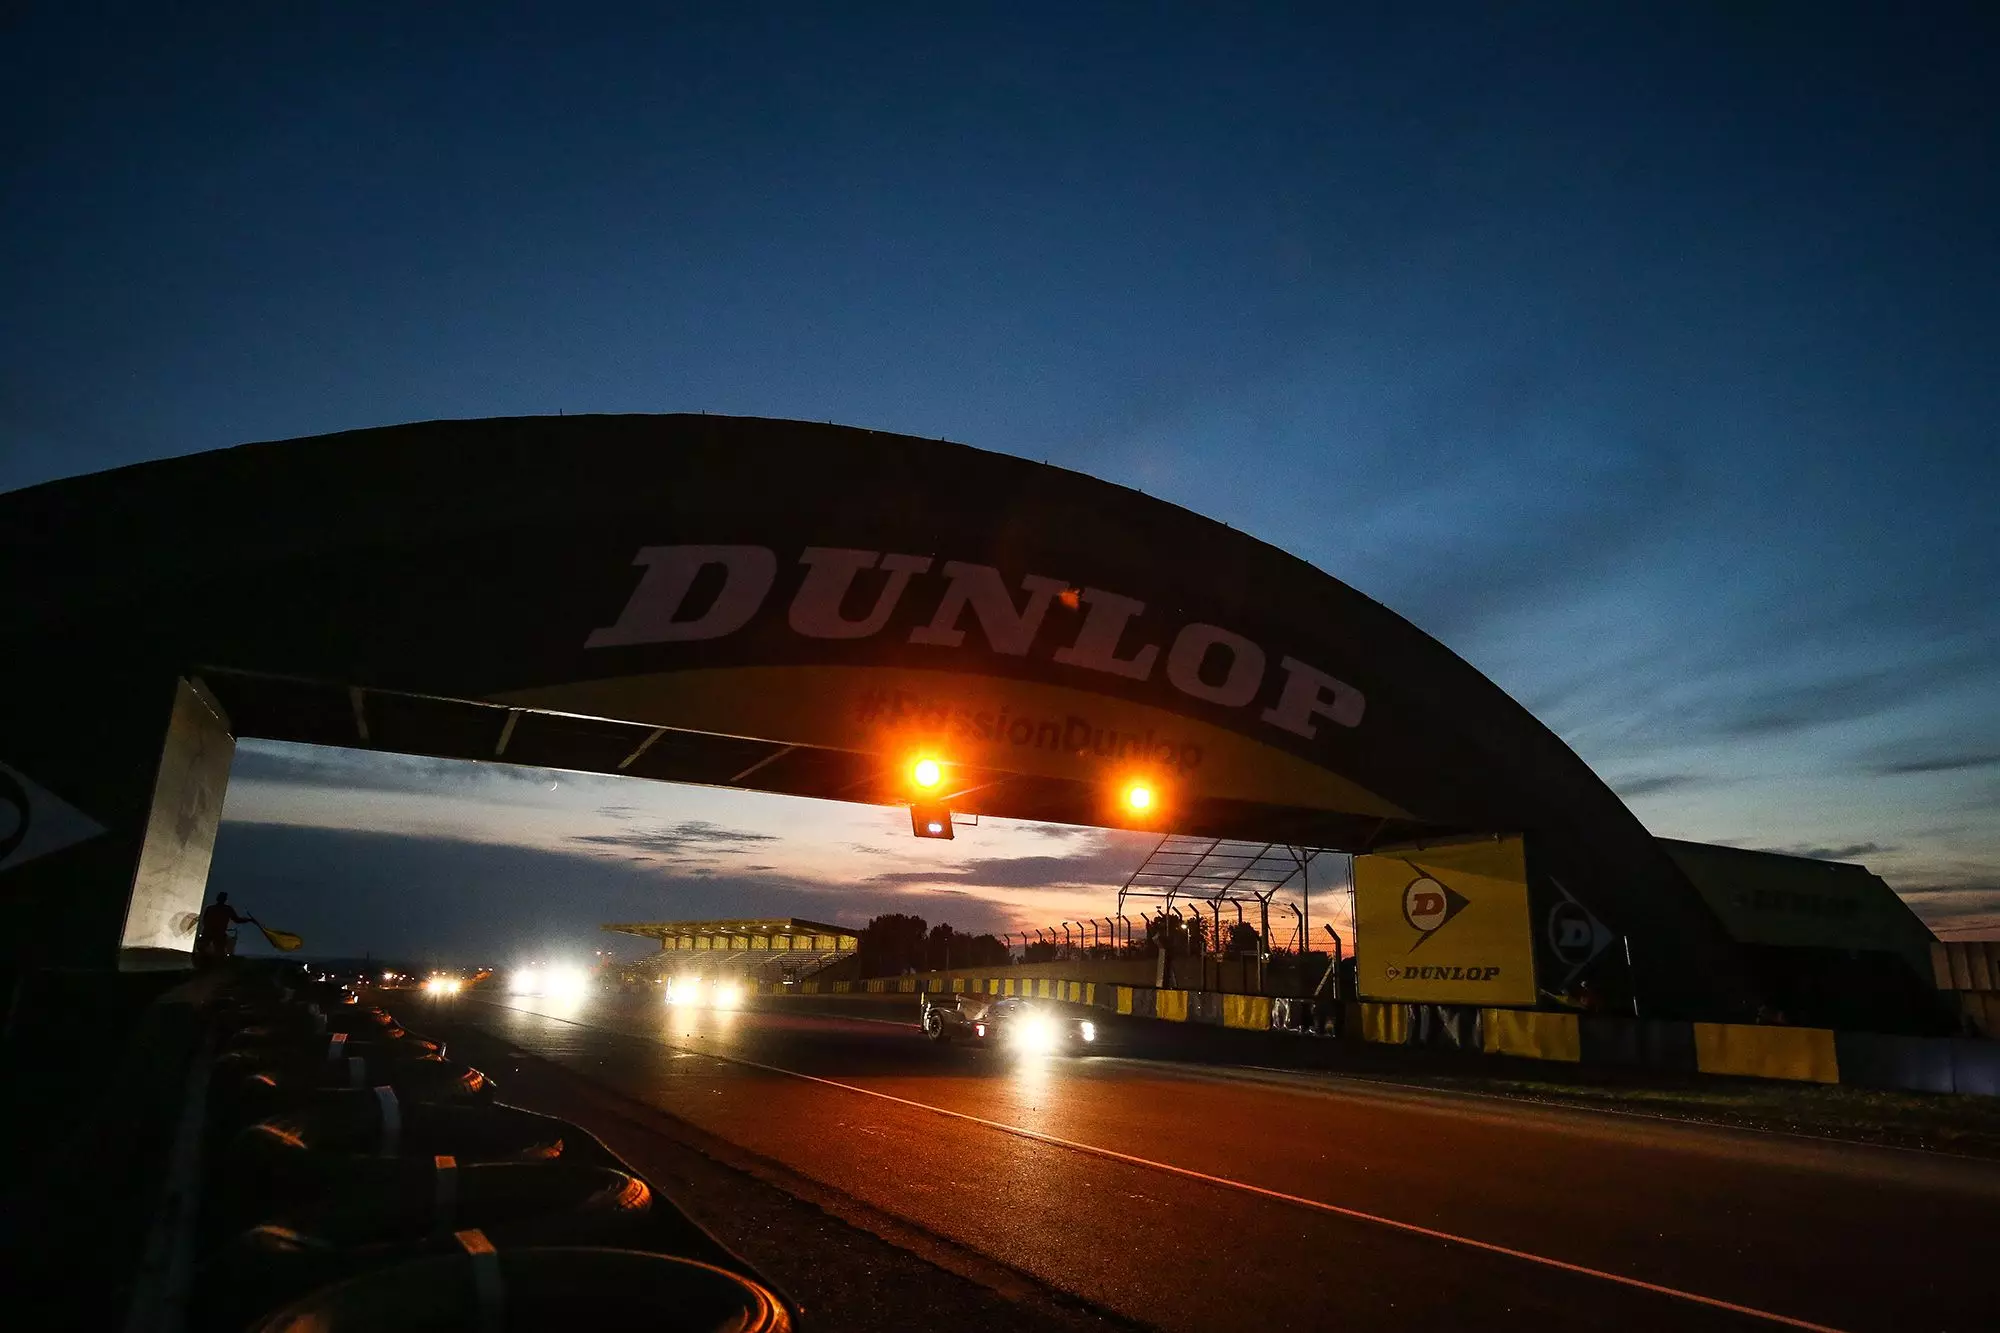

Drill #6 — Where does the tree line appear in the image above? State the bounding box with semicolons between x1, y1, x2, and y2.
854;914;1011;975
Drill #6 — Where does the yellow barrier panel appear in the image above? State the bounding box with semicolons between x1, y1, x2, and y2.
801;982;818;994
1693;1023;1839;1084
898;978;915;992
1116;986;1134;1015
951;977;965;993
1359;1002;1409;1045
1157;990;1190;1022
1222;994;1271;1031
1085;983;1096;1006
1480;1009;1580;1061
1004;978;1017;996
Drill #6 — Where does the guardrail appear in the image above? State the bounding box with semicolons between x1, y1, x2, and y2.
1345;1000;1996;1095
755;977;2000;1098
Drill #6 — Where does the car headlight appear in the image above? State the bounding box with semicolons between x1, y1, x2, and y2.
1009;1013;1058;1054
1079;1020;1096;1043
712;981;743;1010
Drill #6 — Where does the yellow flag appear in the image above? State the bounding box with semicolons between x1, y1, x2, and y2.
257;925;304;952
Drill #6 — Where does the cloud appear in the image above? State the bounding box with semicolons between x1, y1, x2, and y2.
1013;822;1105;841
1870;752;2000;776
864;844;1147;893
568;820;778;859
1757;841;1893;862
1350;418;1701;648
206;820;1058;952
205;823;863;961
1893;884;2000;937
232;741;572;794
1708;659;1988;740
1609;773;1713;798
1538;641;1997;771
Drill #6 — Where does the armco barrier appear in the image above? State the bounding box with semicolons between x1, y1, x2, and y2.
770;974;1998;1098
1356;1002;1409;1045
1482;1008;1581;1062
1222;994;1271;1031
1835;1031;1956;1094
1693;1022;1839;1084
1952;1039;2000;1096
1578;1016;1699;1072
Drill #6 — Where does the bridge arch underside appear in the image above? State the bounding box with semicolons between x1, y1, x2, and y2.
0;414;1758;1018
203;671;1453;849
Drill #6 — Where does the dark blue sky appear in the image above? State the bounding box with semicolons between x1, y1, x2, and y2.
5;4;1995;953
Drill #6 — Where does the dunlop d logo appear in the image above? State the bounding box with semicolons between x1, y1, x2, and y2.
1402;875;1469;951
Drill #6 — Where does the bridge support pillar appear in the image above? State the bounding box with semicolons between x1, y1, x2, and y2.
0;672;233;973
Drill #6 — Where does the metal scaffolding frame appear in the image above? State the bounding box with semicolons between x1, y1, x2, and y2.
1115;835;1341;987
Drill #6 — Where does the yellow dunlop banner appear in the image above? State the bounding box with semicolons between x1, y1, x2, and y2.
1356;835;1537;1005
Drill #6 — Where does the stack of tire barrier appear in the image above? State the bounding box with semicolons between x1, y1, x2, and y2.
193;968;793;1331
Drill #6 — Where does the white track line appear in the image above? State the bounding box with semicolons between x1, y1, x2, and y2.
484;1000;1852;1333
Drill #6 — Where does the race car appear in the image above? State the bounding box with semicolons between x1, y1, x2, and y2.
919;991;1097;1052
662;974;747;1010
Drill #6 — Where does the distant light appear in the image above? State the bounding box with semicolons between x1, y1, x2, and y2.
912;758;943;789
1124;782;1154;812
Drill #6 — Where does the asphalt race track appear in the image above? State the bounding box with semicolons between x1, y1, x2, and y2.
426;993;2000;1332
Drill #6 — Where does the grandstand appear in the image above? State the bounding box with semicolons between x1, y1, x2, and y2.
603;918;860;989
